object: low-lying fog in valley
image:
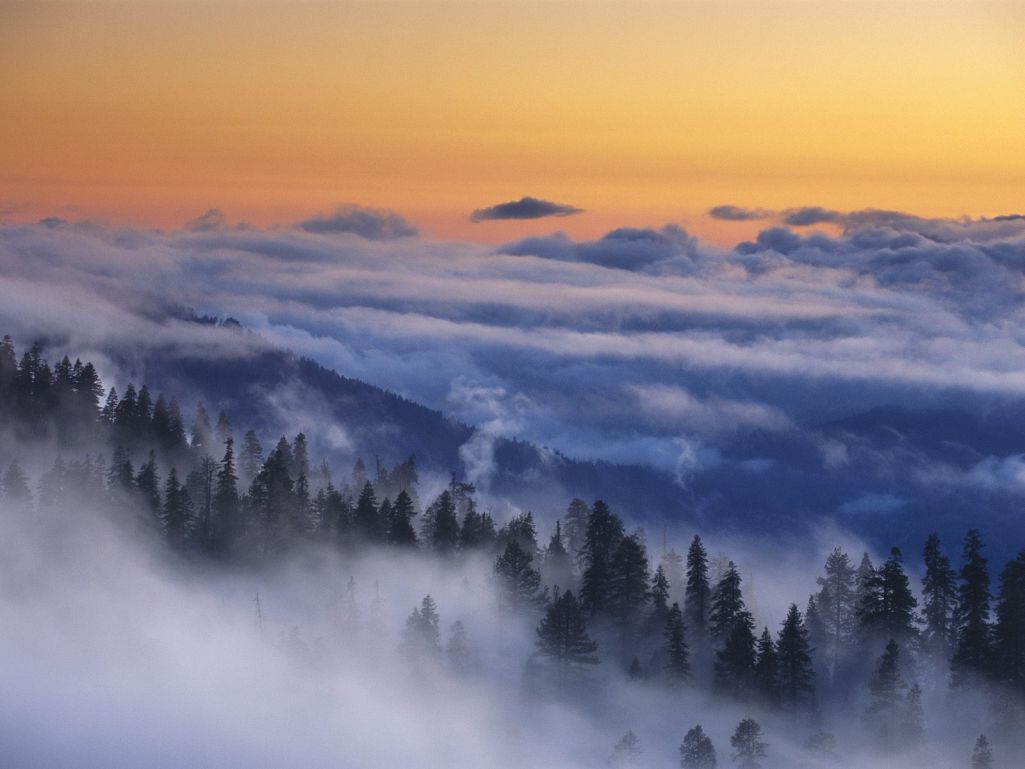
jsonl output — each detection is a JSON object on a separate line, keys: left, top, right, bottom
{"left": 1, "top": 488, "right": 1018, "bottom": 769}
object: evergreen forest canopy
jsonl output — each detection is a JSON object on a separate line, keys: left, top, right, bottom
{"left": 1, "top": 334, "right": 1024, "bottom": 769}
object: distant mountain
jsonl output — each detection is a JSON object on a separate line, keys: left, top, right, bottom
{"left": 123, "top": 345, "right": 690, "bottom": 524}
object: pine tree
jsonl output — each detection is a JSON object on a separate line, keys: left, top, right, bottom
{"left": 494, "top": 540, "right": 542, "bottom": 611}
{"left": 921, "top": 533, "right": 958, "bottom": 659}
{"left": 190, "top": 402, "right": 213, "bottom": 453}
{"left": 161, "top": 467, "right": 192, "bottom": 545}
{"left": 952, "top": 529, "right": 992, "bottom": 687}
{"left": 753, "top": 628, "right": 779, "bottom": 705}
{"left": 680, "top": 725, "right": 717, "bottom": 769}
{"left": 1, "top": 461, "right": 32, "bottom": 508}
{"left": 993, "top": 550, "right": 1025, "bottom": 690}
{"left": 429, "top": 489, "right": 460, "bottom": 552}
{"left": 901, "top": 683, "right": 924, "bottom": 744}
{"left": 665, "top": 602, "right": 690, "bottom": 682}
{"left": 858, "top": 548, "right": 918, "bottom": 646}
{"left": 579, "top": 500, "right": 625, "bottom": 614}
{"left": 776, "top": 603, "right": 815, "bottom": 708}
{"left": 563, "top": 497, "right": 591, "bottom": 565}
{"left": 542, "top": 520, "right": 574, "bottom": 590}
{"left": 710, "top": 561, "right": 749, "bottom": 644}
{"left": 387, "top": 489, "right": 418, "bottom": 546}
{"left": 865, "top": 639, "right": 907, "bottom": 744}
{"left": 212, "top": 437, "right": 240, "bottom": 547}
{"left": 135, "top": 450, "right": 161, "bottom": 517}
{"left": 816, "top": 547, "right": 856, "bottom": 678}
{"left": 608, "top": 534, "right": 651, "bottom": 636}
{"left": 715, "top": 613, "right": 757, "bottom": 697}
{"left": 446, "top": 620, "right": 477, "bottom": 674}
{"left": 353, "top": 481, "right": 380, "bottom": 541}
{"left": 730, "top": 719, "right": 767, "bottom": 769}
{"left": 685, "top": 535, "right": 711, "bottom": 644}
{"left": 401, "top": 595, "right": 441, "bottom": 660}
{"left": 239, "top": 430, "right": 263, "bottom": 487}
{"left": 650, "top": 564, "right": 672, "bottom": 628}
{"left": 608, "top": 731, "right": 642, "bottom": 768}
{"left": 535, "top": 589, "right": 599, "bottom": 690}
{"left": 971, "top": 734, "right": 993, "bottom": 769}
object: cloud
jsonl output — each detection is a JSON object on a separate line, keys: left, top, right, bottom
{"left": 708, "top": 205, "right": 771, "bottom": 221}
{"left": 296, "top": 205, "right": 419, "bottom": 239}
{"left": 501, "top": 224, "right": 699, "bottom": 272}
{"left": 470, "top": 196, "right": 583, "bottom": 222}
{"left": 783, "top": 207, "right": 844, "bottom": 227}
{"left": 187, "top": 209, "right": 228, "bottom": 232}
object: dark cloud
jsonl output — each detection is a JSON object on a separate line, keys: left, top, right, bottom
{"left": 186, "top": 209, "right": 228, "bottom": 232}
{"left": 37, "top": 217, "right": 67, "bottom": 228}
{"left": 296, "top": 205, "right": 419, "bottom": 239}
{"left": 471, "top": 196, "right": 583, "bottom": 222}
{"left": 783, "top": 207, "right": 844, "bottom": 226}
{"left": 501, "top": 224, "right": 698, "bottom": 272}
{"left": 708, "top": 205, "right": 771, "bottom": 221}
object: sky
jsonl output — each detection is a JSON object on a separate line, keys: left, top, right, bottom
{"left": 2, "top": 0, "right": 1024, "bottom": 243}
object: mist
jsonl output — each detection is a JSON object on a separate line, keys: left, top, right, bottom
{"left": 2, "top": 482, "right": 1018, "bottom": 769}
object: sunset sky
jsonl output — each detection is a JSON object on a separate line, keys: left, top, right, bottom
{"left": 2, "top": 0, "right": 1023, "bottom": 243}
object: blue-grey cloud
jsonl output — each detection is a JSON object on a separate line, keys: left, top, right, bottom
{"left": 187, "top": 209, "right": 228, "bottom": 232}
{"left": 708, "top": 205, "right": 771, "bottom": 221}
{"left": 501, "top": 224, "right": 698, "bottom": 272}
{"left": 296, "top": 205, "right": 419, "bottom": 239}
{"left": 4, "top": 210, "right": 1025, "bottom": 560}
{"left": 783, "top": 206, "right": 844, "bottom": 227}
{"left": 471, "top": 196, "right": 583, "bottom": 222}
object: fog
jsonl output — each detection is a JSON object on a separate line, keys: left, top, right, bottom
{"left": 2, "top": 491, "right": 1016, "bottom": 769}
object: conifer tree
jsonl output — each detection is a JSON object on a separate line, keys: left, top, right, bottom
{"left": 776, "top": 603, "right": 815, "bottom": 709}
{"left": 901, "top": 683, "right": 924, "bottom": 744}
{"left": 664, "top": 602, "right": 690, "bottom": 683}
{"left": 161, "top": 467, "right": 192, "bottom": 545}
{"left": 680, "top": 725, "right": 717, "bottom": 769}
{"left": 685, "top": 535, "right": 711, "bottom": 644}
{"left": 710, "top": 561, "right": 749, "bottom": 644}
{"left": 865, "top": 639, "right": 907, "bottom": 744}
{"left": 650, "top": 564, "right": 671, "bottom": 627}
{"left": 1, "top": 461, "right": 31, "bottom": 505}
{"left": 858, "top": 548, "right": 918, "bottom": 646}
{"left": 579, "top": 501, "right": 625, "bottom": 615}
{"left": 429, "top": 489, "right": 460, "bottom": 552}
{"left": 494, "top": 540, "right": 542, "bottom": 611}
{"left": 541, "top": 520, "right": 574, "bottom": 590}
{"left": 239, "top": 430, "right": 264, "bottom": 486}
{"left": 730, "top": 719, "right": 767, "bottom": 769}
{"left": 608, "top": 731, "right": 642, "bottom": 768}
{"left": 446, "top": 620, "right": 477, "bottom": 674}
{"left": 535, "top": 589, "right": 599, "bottom": 690}
{"left": 753, "top": 628, "right": 779, "bottom": 705}
{"left": 563, "top": 497, "right": 591, "bottom": 565}
{"left": 971, "top": 734, "right": 993, "bottom": 769}
{"left": 609, "top": 534, "right": 651, "bottom": 636}
{"left": 135, "top": 450, "right": 161, "bottom": 517}
{"left": 993, "top": 550, "right": 1025, "bottom": 689}
{"left": 715, "top": 613, "right": 757, "bottom": 697}
{"left": 190, "top": 401, "right": 213, "bottom": 454}
{"left": 353, "top": 481, "right": 380, "bottom": 541}
{"left": 401, "top": 594, "right": 441, "bottom": 660}
{"left": 921, "top": 533, "right": 959, "bottom": 659}
{"left": 212, "top": 437, "right": 240, "bottom": 547}
{"left": 952, "top": 529, "right": 992, "bottom": 687}
{"left": 816, "top": 547, "right": 856, "bottom": 677}
{"left": 387, "top": 489, "right": 418, "bottom": 546}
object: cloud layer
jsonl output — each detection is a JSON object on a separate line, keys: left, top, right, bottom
{"left": 2, "top": 207, "right": 1025, "bottom": 555}
{"left": 471, "top": 197, "right": 583, "bottom": 222}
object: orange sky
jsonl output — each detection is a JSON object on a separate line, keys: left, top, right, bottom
{"left": 1, "top": 0, "right": 1023, "bottom": 244}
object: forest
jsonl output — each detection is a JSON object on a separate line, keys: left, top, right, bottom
{"left": 1, "top": 334, "right": 1023, "bottom": 769}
